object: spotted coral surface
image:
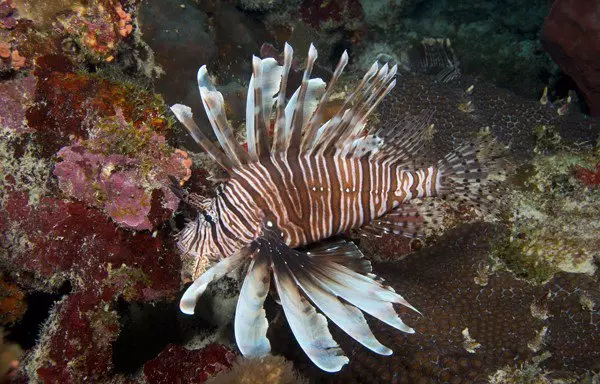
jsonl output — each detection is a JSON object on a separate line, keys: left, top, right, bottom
{"left": 271, "top": 224, "right": 600, "bottom": 383}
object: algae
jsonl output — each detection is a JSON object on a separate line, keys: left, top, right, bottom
{"left": 491, "top": 126, "right": 600, "bottom": 284}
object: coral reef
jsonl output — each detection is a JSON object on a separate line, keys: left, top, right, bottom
{"left": 380, "top": 72, "right": 598, "bottom": 161}
{"left": 0, "top": 76, "right": 35, "bottom": 133}
{"left": 272, "top": 224, "right": 600, "bottom": 383}
{"left": 542, "top": 0, "right": 600, "bottom": 116}
{"left": 207, "top": 355, "right": 308, "bottom": 384}
{"left": 490, "top": 133, "right": 600, "bottom": 283}
{"left": 54, "top": 118, "right": 191, "bottom": 230}
{"left": 143, "top": 344, "right": 236, "bottom": 384}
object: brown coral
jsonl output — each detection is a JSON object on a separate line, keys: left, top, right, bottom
{"left": 271, "top": 224, "right": 600, "bottom": 383}
{"left": 207, "top": 355, "right": 308, "bottom": 384}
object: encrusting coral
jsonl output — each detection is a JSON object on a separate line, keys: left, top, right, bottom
{"left": 207, "top": 355, "right": 309, "bottom": 384}
{"left": 491, "top": 126, "right": 600, "bottom": 284}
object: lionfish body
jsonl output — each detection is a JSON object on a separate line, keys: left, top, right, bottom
{"left": 171, "top": 43, "right": 505, "bottom": 372}
{"left": 179, "top": 153, "right": 440, "bottom": 255}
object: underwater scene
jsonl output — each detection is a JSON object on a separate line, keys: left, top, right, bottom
{"left": 1, "top": 0, "right": 599, "bottom": 383}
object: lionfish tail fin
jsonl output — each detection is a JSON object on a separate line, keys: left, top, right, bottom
{"left": 437, "top": 136, "right": 510, "bottom": 212}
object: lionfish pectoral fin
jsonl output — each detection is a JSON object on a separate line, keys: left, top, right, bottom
{"left": 371, "top": 109, "right": 435, "bottom": 167}
{"left": 235, "top": 251, "right": 272, "bottom": 358}
{"left": 235, "top": 222, "right": 419, "bottom": 371}
{"left": 180, "top": 243, "right": 256, "bottom": 315}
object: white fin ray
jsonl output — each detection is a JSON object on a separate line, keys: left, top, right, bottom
{"left": 272, "top": 43, "right": 294, "bottom": 153}
{"left": 335, "top": 64, "right": 397, "bottom": 151}
{"left": 306, "top": 257, "right": 419, "bottom": 334}
{"left": 271, "top": 246, "right": 349, "bottom": 372}
{"left": 283, "top": 78, "right": 326, "bottom": 145}
{"left": 306, "top": 240, "right": 373, "bottom": 281}
{"left": 246, "top": 57, "right": 283, "bottom": 160}
{"left": 197, "top": 66, "right": 249, "bottom": 166}
{"left": 286, "top": 43, "right": 319, "bottom": 154}
{"left": 235, "top": 252, "right": 271, "bottom": 357}
{"left": 287, "top": 246, "right": 392, "bottom": 355}
{"left": 173, "top": 43, "right": 400, "bottom": 174}
{"left": 170, "top": 104, "right": 233, "bottom": 172}
{"left": 313, "top": 61, "right": 390, "bottom": 154}
{"left": 301, "top": 50, "right": 349, "bottom": 151}
{"left": 180, "top": 244, "right": 254, "bottom": 315}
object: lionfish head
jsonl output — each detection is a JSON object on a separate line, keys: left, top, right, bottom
{"left": 177, "top": 199, "right": 221, "bottom": 265}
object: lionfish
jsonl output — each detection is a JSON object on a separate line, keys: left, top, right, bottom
{"left": 170, "top": 43, "right": 505, "bottom": 372}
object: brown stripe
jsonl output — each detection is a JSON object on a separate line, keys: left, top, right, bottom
{"left": 258, "top": 157, "right": 300, "bottom": 223}
{"left": 359, "top": 157, "right": 371, "bottom": 225}
{"left": 409, "top": 171, "right": 419, "bottom": 200}
{"left": 327, "top": 156, "right": 342, "bottom": 236}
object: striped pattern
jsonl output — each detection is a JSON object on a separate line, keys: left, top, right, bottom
{"left": 231, "top": 154, "right": 439, "bottom": 247}
{"left": 177, "top": 151, "right": 440, "bottom": 258}
{"left": 178, "top": 159, "right": 439, "bottom": 261}
{"left": 170, "top": 43, "right": 508, "bottom": 372}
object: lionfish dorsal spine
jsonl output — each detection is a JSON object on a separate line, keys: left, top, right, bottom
{"left": 300, "top": 49, "right": 348, "bottom": 152}
{"left": 284, "top": 43, "right": 318, "bottom": 154}
{"left": 247, "top": 56, "right": 282, "bottom": 160}
{"left": 272, "top": 42, "right": 294, "bottom": 153}
{"left": 169, "top": 104, "right": 234, "bottom": 172}
{"left": 171, "top": 43, "right": 400, "bottom": 169}
{"left": 198, "top": 66, "right": 251, "bottom": 166}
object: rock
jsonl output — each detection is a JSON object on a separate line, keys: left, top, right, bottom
{"left": 541, "top": 0, "right": 600, "bottom": 116}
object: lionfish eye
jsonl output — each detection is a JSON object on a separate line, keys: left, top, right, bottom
{"left": 203, "top": 213, "right": 214, "bottom": 224}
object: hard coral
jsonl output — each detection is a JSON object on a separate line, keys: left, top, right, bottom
{"left": 1, "top": 192, "right": 181, "bottom": 297}
{"left": 54, "top": 122, "right": 190, "bottom": 231}
{"left": 27, "top": 59, "right": 171, "bottom": 156}
{"left": 0, "top": 75, "right": 36, "bottom": 133}
{"left": 0, "top": 127, "right": 53, "bottom": 206}
{"left": 143, "top": 344, "right": 236, "bottom": 384}
{"left": 490, "top": 135, "right": 600, "bottom": 284}
{"left": 207, "top": 355, "right": 308, "bottom": 384}
{"left": 279, "top": 224, "right": 600, "bottom": 383}
{"left": 32, "top": 291, "right": 121, "bottom": 383}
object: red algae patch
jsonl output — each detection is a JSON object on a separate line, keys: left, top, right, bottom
{"left": 143, "top": 344, "right": 236, "bottom": 384}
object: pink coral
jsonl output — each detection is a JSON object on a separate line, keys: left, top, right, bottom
{"left": 54, "top": 138, "right": 190, "bottom": 231}
{"left": 0, "top": 75, "right": 36, "bottom": 133}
